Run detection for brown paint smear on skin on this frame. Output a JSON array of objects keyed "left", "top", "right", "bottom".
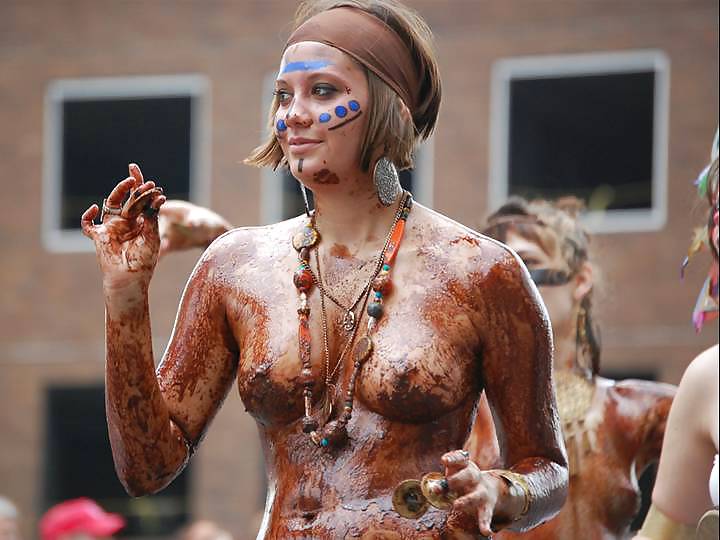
[
  {"left": 313, "top": 169, "right": 340, "bottom": 184},
  {"left": 329, "top": 243, "right": 351, "bottom": 259},
  {"left": 101, "top": 204, "right": 568, "bottom": 537},
  {"left": 489, "top": 378, "right": 675, "bottom": 540}
]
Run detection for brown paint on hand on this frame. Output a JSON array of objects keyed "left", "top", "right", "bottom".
[{"left": 313, "top": 169, "right": 340, "bottom": 184}]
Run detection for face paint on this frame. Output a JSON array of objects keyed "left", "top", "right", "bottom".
[
  {"left": 281, "top": 60, "right": 333, "bottom": 74},
  {"left": 298, "top": 159, "right": 304, "bottom": 173},
  {"left": 313, "top": 169, "right": 340, "bottom": 184},
  {"left": 316, "top": 101, "right": 364, "bottom": 132}
]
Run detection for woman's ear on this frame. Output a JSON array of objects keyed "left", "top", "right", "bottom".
[{"left": 573, "top": 261, "right": 593, "bottom": 302}]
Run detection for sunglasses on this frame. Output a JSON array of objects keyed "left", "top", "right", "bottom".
[{"left": 528, "top": 268, "right": 572, "bottom": 286}]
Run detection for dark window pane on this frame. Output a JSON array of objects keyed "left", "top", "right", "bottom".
[
  {"left": 61, "top": 97, "right": 193, "bottom": 230},
  {"left": 44, "top": 385, "right": 191, "bottom": 537},
  {"left": 508, "top": 72, "right": 655, "bottom": 211}
]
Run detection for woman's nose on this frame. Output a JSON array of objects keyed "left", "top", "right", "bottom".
[{"left": 285, "top": 100, "right": 313, "bottom": 129}]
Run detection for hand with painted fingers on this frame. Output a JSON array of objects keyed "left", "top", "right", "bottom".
[
  {"left": 81, "top": 163, "right": 167, "bottom": 290},
  {"left": 440, "top": 449, "right": 527, "bottom": 537}
]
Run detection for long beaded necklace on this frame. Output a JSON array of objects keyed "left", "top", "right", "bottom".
[{"left": 292, "top": 192, "right": 413, "bottom": 449}]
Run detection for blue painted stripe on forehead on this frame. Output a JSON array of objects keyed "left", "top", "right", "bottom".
[{"left": 281, "top": 60, "right": 332, "bottom": 73}]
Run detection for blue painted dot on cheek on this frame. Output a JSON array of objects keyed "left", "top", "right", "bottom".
[
  {"left": 335, "top": 105, "right": 348, "bottom": 118},
  {"left": 276, "top": 119, "right": 287, "bottom": 132},
  {"left": 319, "top": 112, "right": 331, "bottom": 123},
  {"left": 348, "top": 100, "right": 360, "bottom": 112}
]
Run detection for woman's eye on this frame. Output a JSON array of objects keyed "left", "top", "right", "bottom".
[
  {"left": 312, "top": 84, "right": 336, "bottom": 97},
  {"left": 274, "top": 89, "right": 291, "bottom": 103}
]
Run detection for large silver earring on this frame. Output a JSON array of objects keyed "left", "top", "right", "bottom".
[{"left": 373, "top": 157, "right": 401, "bottom": 207}]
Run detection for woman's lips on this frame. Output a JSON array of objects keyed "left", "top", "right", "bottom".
[{"left": 288, "top": 137, "right": 322, "bottom": 155}]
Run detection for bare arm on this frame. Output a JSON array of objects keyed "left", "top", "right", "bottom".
[
  {"left": 82, "top": 164, "right": 239, "bottom": 496},
  {"left": 645, "top": 346, "right": 718, "bottom": 526},
  {"left": 158, "top": 200, "right": 233, "bottom": 258},
  {"left": 442, "top": 249, "right": 568, "bottom": 535},
  {"left": 480, "top": 251, "right": 568, "bottom": 530}
]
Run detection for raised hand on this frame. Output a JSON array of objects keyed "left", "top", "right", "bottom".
[{"left": 81, "top": 163, "right": 167, "bottom": 289}]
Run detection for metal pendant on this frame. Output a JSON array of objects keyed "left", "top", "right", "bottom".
[
  {"left": 421, "top": 472, "right": 456, "bottom": 510},
  {"left": 392, "top": 479, "right": 429, "bottom": 519},
  {"left": 392, "top": 472, "right": 456, "bottom": 519},
  {"left": 319, "top": 384, "right": 335, "bottom": 425},
  {"left": 341, "top": 310, "right": 356, "bottom": 333}
]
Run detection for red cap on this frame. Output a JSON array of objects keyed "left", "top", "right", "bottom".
[{"left": 40, "top": 498, "right": 125, "bottom": 540}]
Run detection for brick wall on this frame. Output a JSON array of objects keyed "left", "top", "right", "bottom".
[{"left": 0, "top": 1, "right": 717, "bottom": 538}]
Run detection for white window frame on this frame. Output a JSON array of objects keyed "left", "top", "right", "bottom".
[
  {"left": 43, "top": 74, "right": 211, "bottom": 252},
  {"left": 259, "top": 73, "right": 434, "bottom": 224},
  {"left": 489, "top": 50, "right": 670, "bottom": 234}
]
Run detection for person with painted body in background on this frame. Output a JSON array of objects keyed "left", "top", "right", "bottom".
[
  {"left": 80, "top": 1, "right": 568, "bottom": 537},
  {"left": 467, "top": 197, "right": 676, "bottom": 539},
  {"left": 634, "top": 132, "right": 719, "bottom": 540}
]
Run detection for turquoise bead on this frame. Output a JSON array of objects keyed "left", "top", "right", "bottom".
[
  {"left": 321, "top": 438, "right": 329, "bottom": 447},
  {"left": 383, "top": 264, "right": 390, "bottom": 271}
]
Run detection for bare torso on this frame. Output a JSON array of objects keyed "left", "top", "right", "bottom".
[
  {"left": 485, "top": 377, "right": 675, "bottom": 540},
  {"left": 155, "top": 204, "right": 561, "bottom": 538}
]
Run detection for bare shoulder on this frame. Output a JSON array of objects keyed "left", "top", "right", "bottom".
[
  {"left": 192, "top": 215, "right": 305, "bottom": 284},
  {"left": 410, "top": 204, "right": 521, "bottom": 277},
  {"left": 610, "top": 376, "right": 677, "bottom": 402},
  {"left": 202, "top": 216, "right": 303, "bottom": 264},
  {"left": 676, "top": 345, "right": 719, "bottom": 403}
]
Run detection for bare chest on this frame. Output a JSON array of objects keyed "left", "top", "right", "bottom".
[{"left": 226, "top": 265, "right": 483, "bottom": 427}]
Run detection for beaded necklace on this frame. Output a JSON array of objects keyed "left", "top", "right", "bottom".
[{"left": 292, "top": 192, "right": 413, "bottom": 449}]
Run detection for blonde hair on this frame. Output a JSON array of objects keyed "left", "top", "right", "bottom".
[{"left": 245, "top": 0, "right": 441, "bottom": 172}]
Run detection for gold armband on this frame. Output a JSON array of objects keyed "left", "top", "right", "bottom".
[
  {"left": 638, "top": 503, "right": 695, "bottom": 540},
  {"left": 487, "top": 469, "right": 531, "bottom": 530}
]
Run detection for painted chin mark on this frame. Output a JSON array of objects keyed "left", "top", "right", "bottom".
[
  {"left": 298, "top": 159, "right": 304, "bottom": 173},
  {"left": 313, "top": 169, "right": 340, "bottom": 184}
]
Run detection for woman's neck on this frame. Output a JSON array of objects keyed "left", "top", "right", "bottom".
[
  {"left": 308, "top": 174, "right": 401, "bottom": 250},
  {"left": 553, "top": 330, "right": 578, "bottom": 373}
]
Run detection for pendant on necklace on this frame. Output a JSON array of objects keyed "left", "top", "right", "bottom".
[
  {"left": 318, "top": 383, "right": 335, "bottom": 424},
  {"left": 341, "top": 310, "right": 356, "bottom": 333}
]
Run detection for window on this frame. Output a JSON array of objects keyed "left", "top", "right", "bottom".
[
  {"left": 43, "top": 75, "right": 210, "bottom": 252},
  {"left": 259, "top": 73, "right": 434, "bottom": 223},
  {"left": 44, "top": 384, "right": 191, "bottom": 537},
  {"left": 489, "top": 51, "right": 669, "bottom": 233}
]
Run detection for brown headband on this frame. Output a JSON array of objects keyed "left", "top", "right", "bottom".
[{"left": 285, "top": 6, "right": 419, "bottom": 114}]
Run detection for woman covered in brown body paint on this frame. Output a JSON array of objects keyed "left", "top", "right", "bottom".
[
  {"left": 80, "top": 1, "right": 568, "bottom": 537},
  {"left": 469, "top": 197, "right": 676, "bottom": 540}
]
